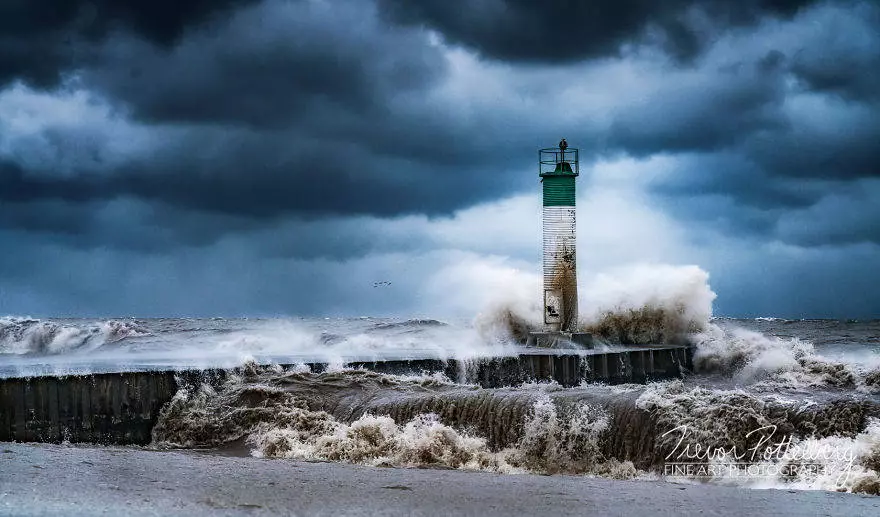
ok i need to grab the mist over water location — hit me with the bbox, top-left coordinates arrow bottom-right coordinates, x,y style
3,264 -> 880,495
0,316 -> 509,378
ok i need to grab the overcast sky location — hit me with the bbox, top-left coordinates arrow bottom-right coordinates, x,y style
1,0 -> 878,319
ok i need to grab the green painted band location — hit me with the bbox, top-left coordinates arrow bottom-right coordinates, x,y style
542,175 -> 575,206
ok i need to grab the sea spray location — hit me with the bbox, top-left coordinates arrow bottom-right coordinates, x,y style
252,413 -> 515,472
727,419 -> 880,495
430,258 -> 542,343
478,263 -> 716,345
476,263 -> 875,393
583,306 -> 697,345
692,324 -> 866,389
635,380 -> 880,493
151,366 -> 880,493
578,264 -> 715,344
0,317 -> 150,355
693,325 -> 813,375
511,394 -> 623,475
474,307 -> 534,344
152,366 -> 636,477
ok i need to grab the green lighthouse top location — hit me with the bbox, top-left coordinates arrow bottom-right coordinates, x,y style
539,138 -> 579,178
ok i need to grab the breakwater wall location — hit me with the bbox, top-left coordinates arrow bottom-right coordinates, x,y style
0,346 -> 692,445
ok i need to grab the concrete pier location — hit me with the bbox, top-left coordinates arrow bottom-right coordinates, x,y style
0,345 -> 692,445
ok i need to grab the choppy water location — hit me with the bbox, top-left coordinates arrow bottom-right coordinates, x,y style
727,317 -> 880,364
2,315 -> 880,495
0,316 -> 500,378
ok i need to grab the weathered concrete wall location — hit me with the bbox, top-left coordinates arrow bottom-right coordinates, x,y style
0,346 -> 692,445
458,346 -> 691,388
0,372 -> 178,444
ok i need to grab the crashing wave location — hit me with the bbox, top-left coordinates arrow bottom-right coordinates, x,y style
152,366 -> 637,477
865,370 -> 880,393
151,366 -> 879,494
481,264 -> 715,345
478,263 -> 876,391
581,305 -> 703,345
636,381 -> 880,494
691,324 -> 877,390
578,264 -> 715,345
368,319 -> 449,332
0,317 -> 150,355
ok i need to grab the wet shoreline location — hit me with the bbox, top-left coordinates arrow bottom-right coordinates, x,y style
2,442 -> 878,517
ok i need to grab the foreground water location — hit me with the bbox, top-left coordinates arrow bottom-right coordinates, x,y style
2,316 -> 880,496
3,442 -> 878,517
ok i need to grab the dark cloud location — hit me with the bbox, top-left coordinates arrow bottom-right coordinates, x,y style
1,0 -> 879,317
1,0 -> 567,233
613,3 -> 880,251
606,51 -> 789,156
378,0 -> 816,63
0,0 -> 537,230
746,115 -> 880,181
649,152 -> 824,210
0,0 -> 259,87
0,194 -> 428,260
2,0 -> 875,249
85,1 -> 444,129
773,180 -> 880,247
0,160 -> 102,203
0,123 -> 535,224
789,1 -> 880,101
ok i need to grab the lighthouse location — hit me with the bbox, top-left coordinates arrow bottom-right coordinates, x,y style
539,139 -> 579,333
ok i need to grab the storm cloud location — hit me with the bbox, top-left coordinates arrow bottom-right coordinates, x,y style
378,0 -> 820,63
0,0 -> 878,318
0,0 -> 261,87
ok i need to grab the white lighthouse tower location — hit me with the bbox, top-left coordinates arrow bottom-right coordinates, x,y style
539,139 -> 579,333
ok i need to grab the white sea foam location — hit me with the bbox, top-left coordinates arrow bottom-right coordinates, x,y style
0,316 -> 150,355
691,323 -> 873,389
154,367 -> 880,494
637,381 -> 880,495
154,371 -> 636,478
0,315 -> 519,378
579,264 -> 716,339
717,418 -> 880,494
